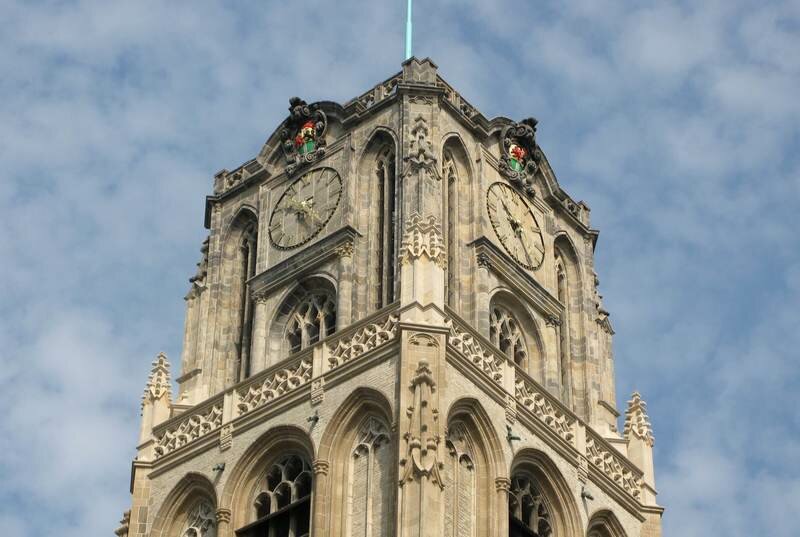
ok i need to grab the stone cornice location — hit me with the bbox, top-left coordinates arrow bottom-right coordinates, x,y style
249,225 -> 361,298
468,236 -> 563,319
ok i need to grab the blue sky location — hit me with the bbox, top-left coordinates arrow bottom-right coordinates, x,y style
1,1 -> 799,535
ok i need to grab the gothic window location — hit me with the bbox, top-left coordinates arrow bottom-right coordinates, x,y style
490,305 -> 528,368
238,221 -> 258,379
443,422 -> 475,537
180,500 -> 216,537
374,145 -> 397,309
443,150 -> 458,309
285,292 -> 336,354
239,455 -> 313,537
554,250 -> 571,405
508,474 -> 553,537
347,417 -> 392,537
223,208 -> 258,382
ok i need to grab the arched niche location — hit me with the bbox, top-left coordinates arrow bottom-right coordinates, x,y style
489,289 -> 546,383
553,233 -> 584,410
268,275 -> 337,362
355,128 -> 399,315
219,206 -> 259,383
508,449 -> 581,537
445,397 -> 507,537
587,510 -> 628,537
222,425 -> 315,535
150,473 -> 217,537
441,134 -> 475,313
315,387 -> 395,537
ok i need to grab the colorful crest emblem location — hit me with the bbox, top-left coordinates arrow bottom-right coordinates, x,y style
499,117 -> 541,197
280,97 -> 328,174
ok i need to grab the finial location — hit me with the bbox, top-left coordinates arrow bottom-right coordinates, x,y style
623,391 -> 654,447
142,352 -> 172,408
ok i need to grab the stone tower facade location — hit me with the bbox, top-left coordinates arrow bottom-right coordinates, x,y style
117,58 -> 663,537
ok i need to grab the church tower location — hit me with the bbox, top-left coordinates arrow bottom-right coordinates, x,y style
117,58 -> 663,537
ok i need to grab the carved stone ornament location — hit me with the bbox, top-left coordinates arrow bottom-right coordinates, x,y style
398,213 -> 447,269
142,352 -> 172,408
114,510 -> 130,537
623,392 -> 655,447
499,118 -> 542,198
280,97 -> 328,175
403,115 -> 439,181
400,359 -> 444,488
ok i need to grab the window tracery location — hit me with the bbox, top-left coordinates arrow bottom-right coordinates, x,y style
508,474 -> 552,537
241,454 -> 312,537
285,292 -> 336,354
489,305 -> 528,368
374,145 -> 397,309
347,416 -> 392,537
180,500 -> 216,537
443,422 -> 475,537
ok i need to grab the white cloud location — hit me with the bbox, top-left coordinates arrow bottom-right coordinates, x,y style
1,1 -> 799,536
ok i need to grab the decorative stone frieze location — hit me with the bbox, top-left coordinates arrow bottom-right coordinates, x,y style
624,392 -> 654,447
515,376 -> 575,442
445,317 -> 504,385
153,401 -> 223,459
585,433 -> 643,500
398,213 -> 447,269
236,358 -> 313,415
328,314 -> 399,368
476,252 -> 491,269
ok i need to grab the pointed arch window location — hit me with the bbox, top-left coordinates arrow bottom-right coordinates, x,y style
239,455 -> 313,537
554,250 -> 571,405
347,417 -> 392,537
443,149 -> 458,308
508,474 -> 553,537
489,305 -> 528,368
238,221 -> 258,379
285,292 -> 336,354
443,422 -> 475,537
374,145 -> 397,309
180,500 -> 216,537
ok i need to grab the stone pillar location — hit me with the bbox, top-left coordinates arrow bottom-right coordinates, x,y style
213,508 -> 232,537
397,328 -> 446,537
475,253 -> 491,337
140,353 -> 172,446
335,240 -> 354,328
250,294 -> 268,373
494,477 -> 511,537
311,459 -> 330,536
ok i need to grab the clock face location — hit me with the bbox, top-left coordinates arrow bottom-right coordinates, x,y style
486,182 -> 545,270
269,167 -> 342,250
